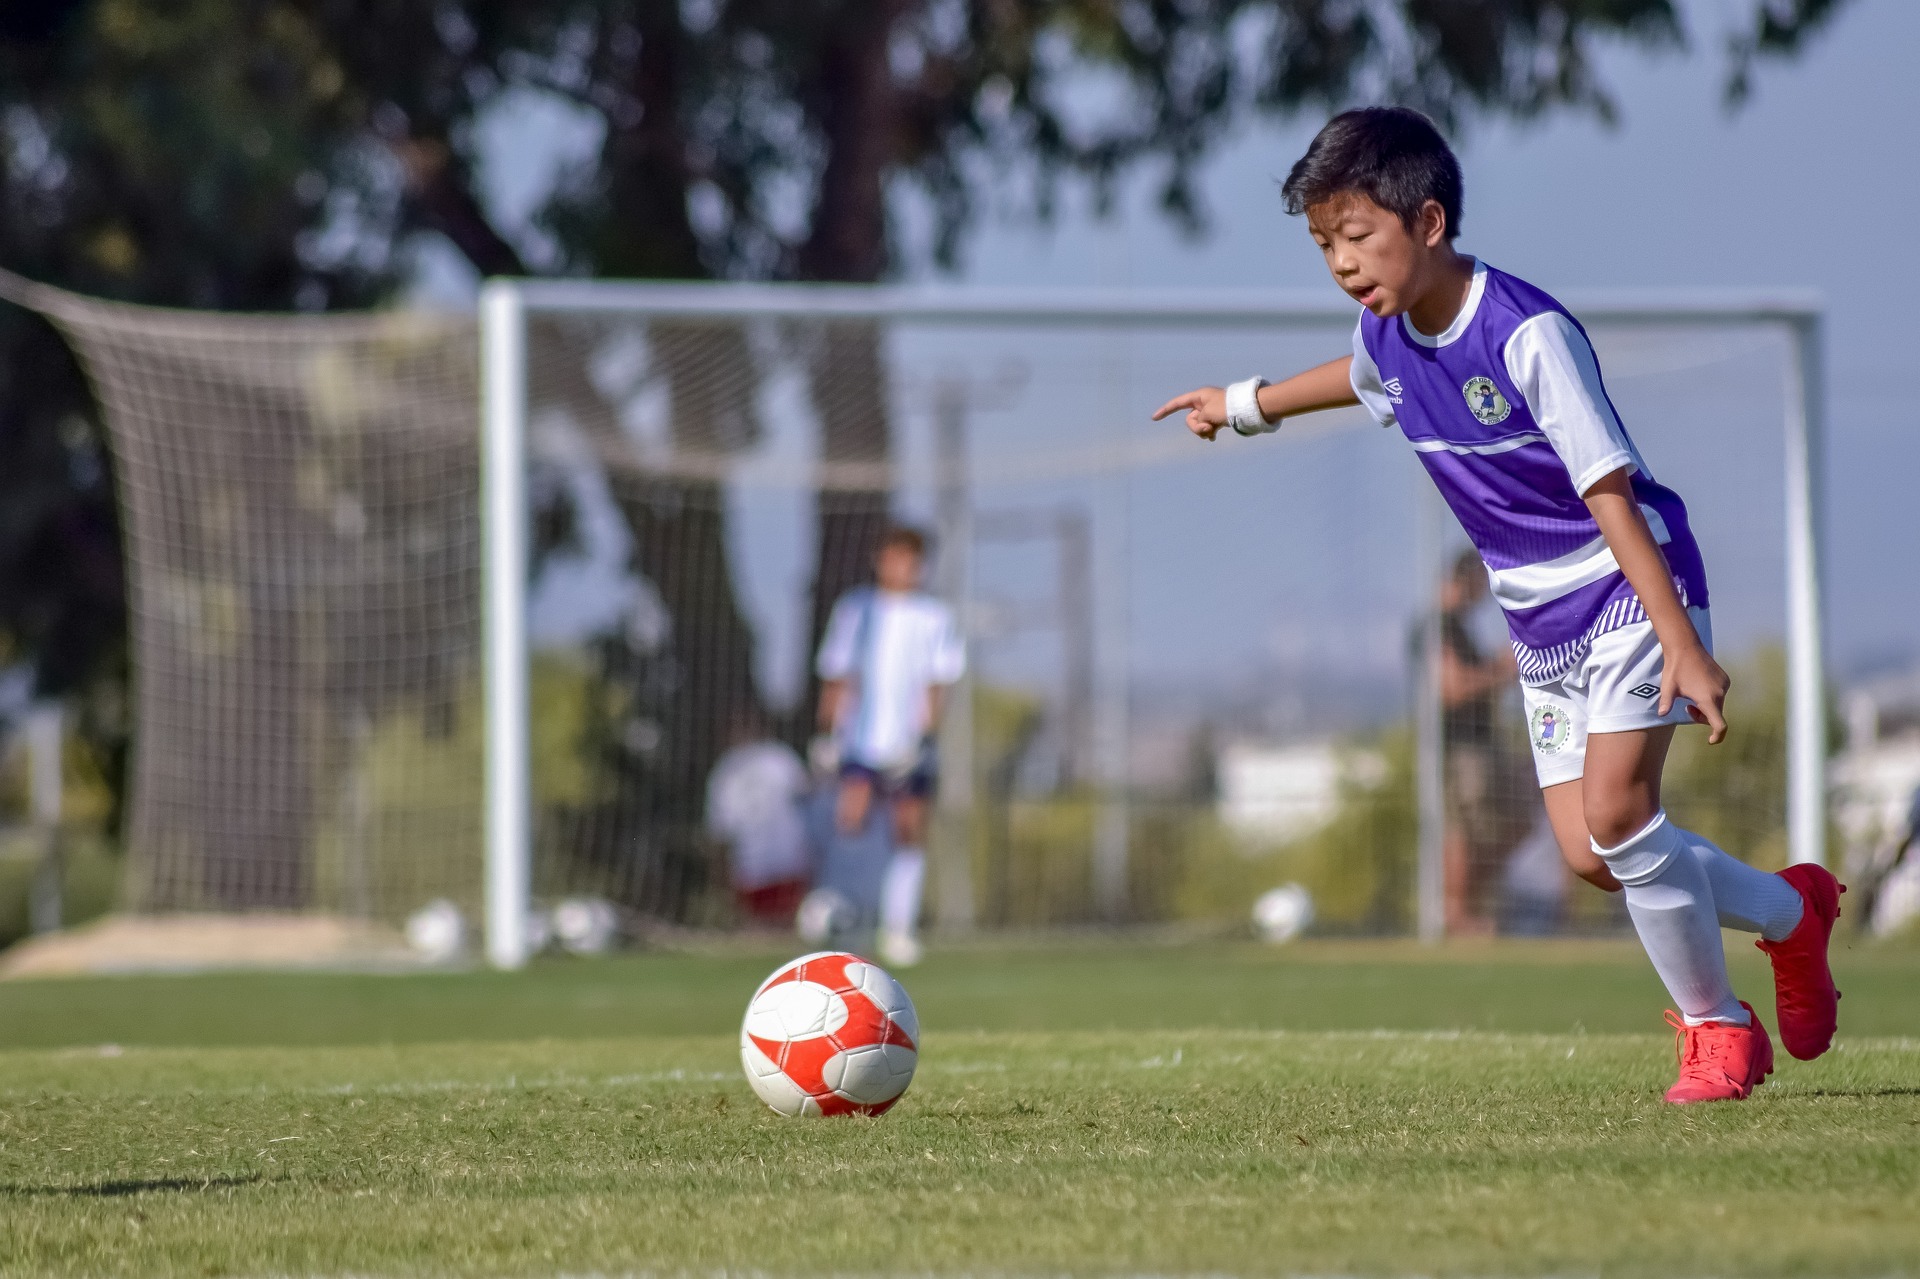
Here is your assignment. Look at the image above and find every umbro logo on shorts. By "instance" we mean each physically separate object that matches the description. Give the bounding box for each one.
[1628,683,1660,699]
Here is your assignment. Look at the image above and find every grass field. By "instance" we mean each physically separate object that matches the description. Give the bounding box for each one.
[1,939,1917,1276]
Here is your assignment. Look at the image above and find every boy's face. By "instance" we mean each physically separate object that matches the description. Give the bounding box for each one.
[1305,194,1449,318]
[876,543,922,592]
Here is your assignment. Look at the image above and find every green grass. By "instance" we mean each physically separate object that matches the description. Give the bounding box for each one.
[2,940,1918,1276]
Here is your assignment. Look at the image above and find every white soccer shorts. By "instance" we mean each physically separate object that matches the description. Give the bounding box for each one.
[1519,606,1714,788]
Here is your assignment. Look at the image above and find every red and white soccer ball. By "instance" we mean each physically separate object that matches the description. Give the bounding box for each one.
[740,951,919,1116]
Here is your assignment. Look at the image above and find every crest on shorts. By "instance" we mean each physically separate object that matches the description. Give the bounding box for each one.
[1529,703,1571,756]
[1462,376,1511,425]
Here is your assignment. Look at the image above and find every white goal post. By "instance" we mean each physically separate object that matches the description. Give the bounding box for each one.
[477,279,1826,968]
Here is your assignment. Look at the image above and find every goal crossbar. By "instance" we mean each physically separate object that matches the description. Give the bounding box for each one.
[510,279,1822,327]
[478,279,1826,967]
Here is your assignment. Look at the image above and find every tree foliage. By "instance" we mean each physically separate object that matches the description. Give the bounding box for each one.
[0,0,1849,852]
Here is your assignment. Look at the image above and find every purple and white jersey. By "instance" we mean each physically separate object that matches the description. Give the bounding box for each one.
[1350,261,1708,684]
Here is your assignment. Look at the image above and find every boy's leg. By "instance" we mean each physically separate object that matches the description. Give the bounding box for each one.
[878,792,928,967]
[1577,608,1840,1059]
[1526,618,1774,1100]
[1683,831,1803,938]
[1541,781,1620,891]
[836,771,875,835]
[1547,776,1809,940]
[1668,820,1841,1060]
[1583,726,1747,1026]
[1570,734,1772,1101]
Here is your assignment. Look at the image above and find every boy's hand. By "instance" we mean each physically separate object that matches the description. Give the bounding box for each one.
[1662,641,1731,745]
[1151,387,1228,441]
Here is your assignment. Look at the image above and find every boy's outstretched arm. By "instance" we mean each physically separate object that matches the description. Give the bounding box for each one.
[1584,468,1731,744]
[1152,355,1359,441]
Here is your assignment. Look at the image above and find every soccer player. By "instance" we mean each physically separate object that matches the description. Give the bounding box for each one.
[814,524,965,967]
[1152,107,1844,1103]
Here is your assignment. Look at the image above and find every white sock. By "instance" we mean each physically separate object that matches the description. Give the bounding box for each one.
[880,848,925,938]
[1594,811,1747,1026]
[1682,829,1805,941]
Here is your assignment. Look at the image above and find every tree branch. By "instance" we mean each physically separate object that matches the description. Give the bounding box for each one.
[390,136,528,278]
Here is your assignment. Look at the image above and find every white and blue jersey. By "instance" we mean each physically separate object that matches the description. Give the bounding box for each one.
[816,587,965,771]
[1348,260,1709,685]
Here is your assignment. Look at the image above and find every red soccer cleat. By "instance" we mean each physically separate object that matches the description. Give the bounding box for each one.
[1755,864,1846,1061]
[1663,1003,1774,1104]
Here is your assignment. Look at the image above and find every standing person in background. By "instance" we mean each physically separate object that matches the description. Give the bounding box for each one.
[1436,549,1537,935]
[814,525,966,967]
[705,717,813,928]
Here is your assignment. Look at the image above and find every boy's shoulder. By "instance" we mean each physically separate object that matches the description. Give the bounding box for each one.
[899,590,954,619]
[1478,265,1580,338]
[854,587,951,619]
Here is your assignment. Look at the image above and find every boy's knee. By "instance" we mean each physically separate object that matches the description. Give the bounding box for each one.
[836,779,873,833]
[1560,841,1623,893]
[1584,793,1657,850]
[892,797,928,845]
[1576,862,1623,892]
[1586,809,1680,888]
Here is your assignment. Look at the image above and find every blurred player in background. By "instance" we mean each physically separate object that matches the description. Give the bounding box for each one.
[814,525,965,966]
[1436,549,1536,936]
[705,716,813,928]
[1154,106,1844,1104]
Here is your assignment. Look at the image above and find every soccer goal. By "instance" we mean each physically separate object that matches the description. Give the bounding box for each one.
[477,279,1827,964]
[4,270,1824,966]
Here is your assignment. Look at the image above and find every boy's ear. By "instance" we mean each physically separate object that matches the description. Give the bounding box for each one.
[1420,199,1448,248]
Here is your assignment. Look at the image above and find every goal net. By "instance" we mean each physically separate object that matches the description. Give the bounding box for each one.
[8,273,1825,959]
[7,278,483,923]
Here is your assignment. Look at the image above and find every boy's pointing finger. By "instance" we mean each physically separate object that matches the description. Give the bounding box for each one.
[1151,391,1199,421]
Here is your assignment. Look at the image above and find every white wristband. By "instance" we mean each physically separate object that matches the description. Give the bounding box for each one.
[1226,377,1276,436]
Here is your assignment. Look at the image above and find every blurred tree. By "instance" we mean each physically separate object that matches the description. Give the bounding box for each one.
[0,0,1848,905]
[0,0,395,864]
[0,1,532,903]
[491,0,1850,838]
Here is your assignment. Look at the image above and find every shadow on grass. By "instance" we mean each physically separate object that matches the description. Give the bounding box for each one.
[1793,1087,1920,1099]
[0,1173,263,1198]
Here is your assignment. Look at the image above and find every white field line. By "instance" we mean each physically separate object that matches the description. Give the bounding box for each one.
[179,1264,1706,1278]
[3,1030,1917,1102]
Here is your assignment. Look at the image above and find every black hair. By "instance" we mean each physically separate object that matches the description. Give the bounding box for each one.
[879,523,928,558]
[1281,107,1463,241]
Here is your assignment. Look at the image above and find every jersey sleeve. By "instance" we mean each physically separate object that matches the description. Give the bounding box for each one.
[1349,320,1397,429]
[1503,311,1643,496]
[928,604,966,685]
[814,593,862,680]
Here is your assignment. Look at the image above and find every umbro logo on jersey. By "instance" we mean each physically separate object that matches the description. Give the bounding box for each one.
[1382,376,1404,403]
[1629,683,1660,699]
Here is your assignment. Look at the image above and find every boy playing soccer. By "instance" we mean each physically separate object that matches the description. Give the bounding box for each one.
[814,525,965,967]
[1153,107,1844,1103]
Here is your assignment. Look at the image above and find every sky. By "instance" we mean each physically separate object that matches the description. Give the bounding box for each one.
[426,0,1919,722]
[921,0,1919,684]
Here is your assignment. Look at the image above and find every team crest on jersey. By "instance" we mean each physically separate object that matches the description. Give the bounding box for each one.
[1462,376,1511,425]
[1529,703,1572,756]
